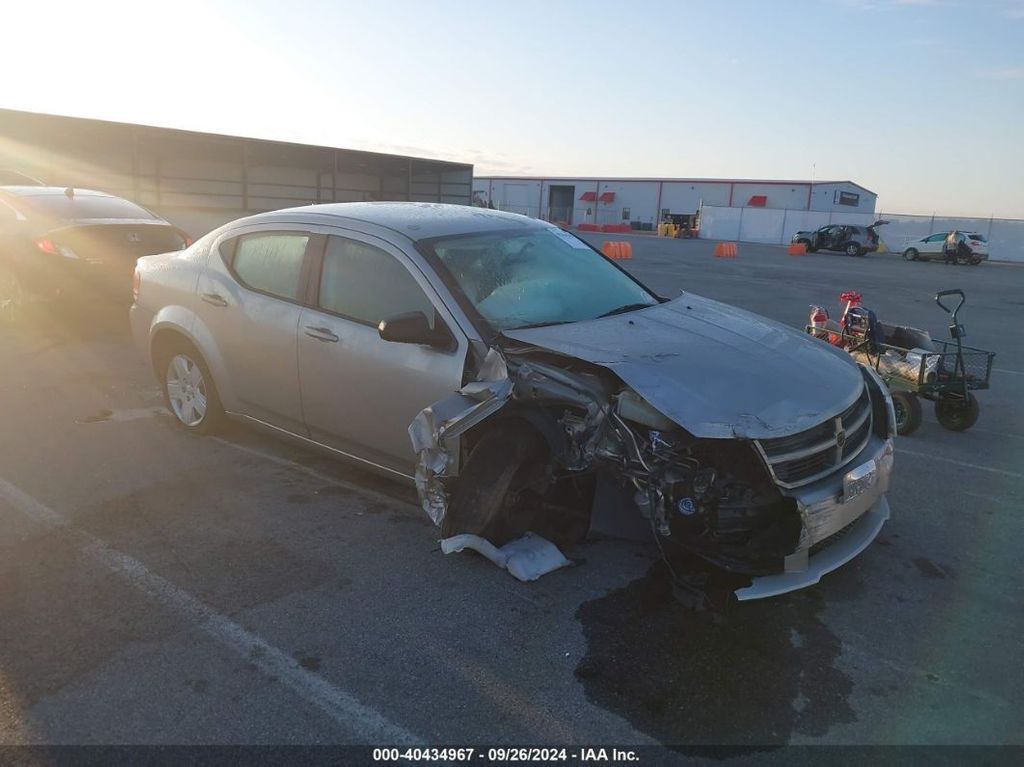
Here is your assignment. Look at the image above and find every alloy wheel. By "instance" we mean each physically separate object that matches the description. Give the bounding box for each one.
[166,353,208,427]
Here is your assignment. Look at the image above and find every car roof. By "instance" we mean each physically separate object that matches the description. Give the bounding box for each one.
[237,202,547,241]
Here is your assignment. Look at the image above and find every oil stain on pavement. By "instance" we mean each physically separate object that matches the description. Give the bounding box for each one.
[574,561,855,748]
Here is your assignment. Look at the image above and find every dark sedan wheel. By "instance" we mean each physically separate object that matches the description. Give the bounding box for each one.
[158,340,225,434]
[903,248,918,261]
[0,263,23,323]
[845,242,862,257]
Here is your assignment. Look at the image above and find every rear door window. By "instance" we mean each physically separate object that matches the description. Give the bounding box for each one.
[230,232,310,302]
[317,235,435,327]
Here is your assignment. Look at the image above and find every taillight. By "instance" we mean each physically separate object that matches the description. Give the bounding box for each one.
[132,269,141,303]
[970,241,981,247]
[35,237,59,254]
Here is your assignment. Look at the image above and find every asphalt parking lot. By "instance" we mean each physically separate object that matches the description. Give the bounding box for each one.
[1,236,1022,749]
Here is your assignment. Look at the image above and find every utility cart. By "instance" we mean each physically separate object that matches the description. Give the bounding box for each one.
[807,289,995,435]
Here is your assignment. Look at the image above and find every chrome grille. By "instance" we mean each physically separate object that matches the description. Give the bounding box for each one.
[755,386,873,489]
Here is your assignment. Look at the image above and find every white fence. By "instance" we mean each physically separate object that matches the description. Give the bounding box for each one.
[698,205,1024,263]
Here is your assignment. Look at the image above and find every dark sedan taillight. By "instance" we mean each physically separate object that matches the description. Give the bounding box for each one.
[35,237,59,254]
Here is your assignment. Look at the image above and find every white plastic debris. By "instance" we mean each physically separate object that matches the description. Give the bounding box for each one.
[439,532,572,582]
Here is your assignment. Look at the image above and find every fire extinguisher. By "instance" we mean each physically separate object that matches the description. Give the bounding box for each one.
[809,305,830,340]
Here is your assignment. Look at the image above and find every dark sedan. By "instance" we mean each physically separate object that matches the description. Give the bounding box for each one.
[0,185,190,316]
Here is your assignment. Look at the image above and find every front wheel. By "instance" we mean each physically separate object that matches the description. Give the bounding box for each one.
[444,421,550,545]
[845,242,862,257]
[159,341,225,434]
[903,248,918,261]
[935,393,979,431]
[891,390,923,435]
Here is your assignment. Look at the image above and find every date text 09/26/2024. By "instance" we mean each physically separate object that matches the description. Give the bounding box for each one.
[373,747,640,762]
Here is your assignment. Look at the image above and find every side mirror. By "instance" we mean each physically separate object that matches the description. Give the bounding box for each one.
[378,311,454,350]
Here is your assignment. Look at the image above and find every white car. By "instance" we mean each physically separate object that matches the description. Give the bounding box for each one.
[902,231,989,264]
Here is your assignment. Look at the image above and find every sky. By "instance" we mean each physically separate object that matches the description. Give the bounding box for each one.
[2,0,1022,217]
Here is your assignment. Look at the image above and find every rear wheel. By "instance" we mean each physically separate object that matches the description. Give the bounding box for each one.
[935,393,979,431]
[903,248,918,261]
[157,339,225,434]
[0,261,24,323]
[845,242,862,257]
[890,390,922,436]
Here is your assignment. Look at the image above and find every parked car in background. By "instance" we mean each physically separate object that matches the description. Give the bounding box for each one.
[902,231,989,265]
[0,186,190,315]
[131,202,896,607]
[791,222,888,256]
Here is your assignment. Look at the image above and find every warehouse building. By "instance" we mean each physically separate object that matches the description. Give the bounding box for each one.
[473,176,877,231]
[0,109,473,237]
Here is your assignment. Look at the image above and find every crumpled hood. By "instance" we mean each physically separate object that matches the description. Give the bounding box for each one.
[502,293,864,439]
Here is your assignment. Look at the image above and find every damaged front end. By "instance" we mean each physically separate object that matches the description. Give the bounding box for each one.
[408,342,867,606]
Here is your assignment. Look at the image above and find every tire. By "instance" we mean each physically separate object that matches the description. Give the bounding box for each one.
[0,261,24,324]
[935,393,979,432]
[956,253,971,266]
[845,242,862,257]
[969,257,982,266]
[805,244,818,253]
[890,390,923,436]
[443,420,549,545]
[903,248,918,261]
[157,338,225,434]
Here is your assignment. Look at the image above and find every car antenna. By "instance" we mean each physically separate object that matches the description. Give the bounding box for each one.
[64,186,75,199]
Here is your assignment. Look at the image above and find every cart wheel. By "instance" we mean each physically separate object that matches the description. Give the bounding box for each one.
[935,394,979,431]
[891,391,922,435]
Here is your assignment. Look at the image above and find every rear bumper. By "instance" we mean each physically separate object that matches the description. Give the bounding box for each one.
[19,254,133,302]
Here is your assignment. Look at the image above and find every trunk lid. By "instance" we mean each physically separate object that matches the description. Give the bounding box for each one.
[48,221,187,265]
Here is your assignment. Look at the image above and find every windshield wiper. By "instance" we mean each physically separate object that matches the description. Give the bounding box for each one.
[596,302,656,319]
[508,319,574,330]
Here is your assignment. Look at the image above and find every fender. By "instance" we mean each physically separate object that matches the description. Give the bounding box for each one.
[147,305,240,414]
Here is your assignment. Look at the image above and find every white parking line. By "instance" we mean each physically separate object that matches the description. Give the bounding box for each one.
[993,368,1024,376]
[0,475,420,745]
[896,448,1024,481]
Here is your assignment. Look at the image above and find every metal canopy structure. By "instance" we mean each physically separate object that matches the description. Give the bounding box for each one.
[0,109,473,235]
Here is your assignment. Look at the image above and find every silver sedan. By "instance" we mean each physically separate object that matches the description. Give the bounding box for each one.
[131,203,895,605]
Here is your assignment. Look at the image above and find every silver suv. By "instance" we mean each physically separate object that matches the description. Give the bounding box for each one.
[792,222,887,256]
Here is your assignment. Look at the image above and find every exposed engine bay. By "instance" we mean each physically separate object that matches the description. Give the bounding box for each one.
[409,342,823,608]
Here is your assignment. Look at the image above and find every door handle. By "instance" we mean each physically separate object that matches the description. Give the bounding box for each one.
[304,325,339,343]
[201,292,228,307]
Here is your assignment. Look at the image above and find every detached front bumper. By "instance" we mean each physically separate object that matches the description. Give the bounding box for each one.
[736,436,893,600]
